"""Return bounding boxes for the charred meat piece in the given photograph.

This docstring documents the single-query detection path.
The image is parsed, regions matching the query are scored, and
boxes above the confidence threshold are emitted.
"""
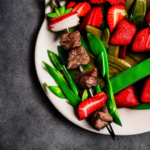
[91,105,113,130]
[67,46,90,69]
[75,68,98,88]
[60,30,81,51]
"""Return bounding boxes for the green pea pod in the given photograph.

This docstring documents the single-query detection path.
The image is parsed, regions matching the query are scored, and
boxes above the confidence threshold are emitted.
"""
[46,12,58,18]
[64,8,72,14]
[131,103,150,109]
[95,84,102,93]
[45,84,66,99]
[82,64,91,71]
[55,7,61,16]
[110,58,150,94]
[87,33,122,126]
[59,5,66,15]
[80,39,91,53]
[58,46,76,79]
[130,0,146,29]
[47,50,78,95]
[43,62,81,107]
[82,90,88,101]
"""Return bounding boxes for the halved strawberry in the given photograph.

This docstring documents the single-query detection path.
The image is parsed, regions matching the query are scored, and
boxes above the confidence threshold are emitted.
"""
[110,19,136,46]
[145,11,150,26]
[72,2,91,17]
[132,27,150,52]
[89,0,105,4]
[118,46,127,58]
[107,5,126,32]
[106,0,126,5]
[79,7,103,31]
[114,85,140,107]
[66,1,76,9]
[78,92,108,120]
[141,77,150,103]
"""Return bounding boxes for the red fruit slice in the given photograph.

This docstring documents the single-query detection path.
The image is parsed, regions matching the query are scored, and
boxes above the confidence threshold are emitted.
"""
[107,5,126,32]
[110,19,136,46]
[145,11,150,26]
[79,7,103,31]
[141,77,150,103]
[118,46,127,58]
[106,0,126,5]
[78,92,108,120]
[132,27,150,52]
[66,1,76,9]
[114,85,140,108]
[72,2,91,17]
[89,0,105,4]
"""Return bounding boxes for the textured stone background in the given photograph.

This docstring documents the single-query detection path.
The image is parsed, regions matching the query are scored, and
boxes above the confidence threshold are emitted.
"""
[0,0,150,150]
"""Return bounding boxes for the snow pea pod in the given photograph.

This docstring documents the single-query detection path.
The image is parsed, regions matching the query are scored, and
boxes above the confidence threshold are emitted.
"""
[87,33,122,126]
[80,39,91,53]
[131,103,150,110]
[43,61,81,107]
[48,50,78,95]
[45,84,66,99]
[110,58,150,94]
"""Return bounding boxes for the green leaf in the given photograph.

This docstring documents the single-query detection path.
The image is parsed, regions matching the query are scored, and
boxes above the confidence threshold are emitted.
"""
[64,8,72,14]
[45,84,66,99]
[46,12,58,18]
[82,90,88,101]
[55,7,61,16]
[59,5,66,15]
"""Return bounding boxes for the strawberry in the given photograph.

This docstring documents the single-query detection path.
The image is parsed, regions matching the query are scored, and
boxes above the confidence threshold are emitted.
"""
[106,0,126,5]
[72,2,91,17]
[118,46,127,58]
[132,28,150,52]
[141,77,150,103]
[110,19,136,46]
[145,11,150,26]
[114,85,140,107]
[89,0,105,4]
[79,7,103,31]
[78,92,108,120]
[107,5,126,33]
[66,1,76,9]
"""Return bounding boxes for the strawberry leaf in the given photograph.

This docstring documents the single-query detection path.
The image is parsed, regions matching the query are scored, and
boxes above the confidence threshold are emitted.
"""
[55,7,61,16]
[82,90,88,101]
[59,5,66,15]
[46,12,58,18]
[64,8,72,15]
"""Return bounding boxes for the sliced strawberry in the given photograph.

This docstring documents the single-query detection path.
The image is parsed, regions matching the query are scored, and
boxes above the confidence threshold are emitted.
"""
[66,1,76,9]
[78,92,108,120]
[79,7,103,31]
[89,0,105,4]
[145,11,150,26]
[141,77,150,103]
[72,2,91,17]
[106,0,126,5]
[114,85,140,107]
[132,27,150,52]
[107,5,126,33]
[110,19,136,46]
[118,46,127,58]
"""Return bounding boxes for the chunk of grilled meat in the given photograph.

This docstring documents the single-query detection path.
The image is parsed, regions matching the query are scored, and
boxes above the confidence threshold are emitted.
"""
[67,46,90,69]
[91,105,113,130]
[75,68,98,88]
[60,30,81,51]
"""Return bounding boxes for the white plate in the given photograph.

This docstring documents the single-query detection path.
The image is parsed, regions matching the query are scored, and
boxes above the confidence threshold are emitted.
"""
[35,0,150,135]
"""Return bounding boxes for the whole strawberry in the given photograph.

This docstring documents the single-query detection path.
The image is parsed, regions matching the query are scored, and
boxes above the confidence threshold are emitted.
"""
[110,19,136,46]
[132,27,150,52]
[114,85,140,107]
[107,5,126,32]
[141,77,150,103]
[145,11,150,26]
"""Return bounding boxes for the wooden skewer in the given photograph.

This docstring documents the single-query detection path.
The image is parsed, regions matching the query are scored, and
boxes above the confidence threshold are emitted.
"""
[53,0,116,140]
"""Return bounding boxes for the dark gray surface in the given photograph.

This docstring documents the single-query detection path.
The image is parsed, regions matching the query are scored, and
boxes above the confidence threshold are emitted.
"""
[0,0,150,150]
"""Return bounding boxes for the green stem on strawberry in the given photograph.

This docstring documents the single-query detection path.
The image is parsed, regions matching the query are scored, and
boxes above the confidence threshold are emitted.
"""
[87,33,122,126]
